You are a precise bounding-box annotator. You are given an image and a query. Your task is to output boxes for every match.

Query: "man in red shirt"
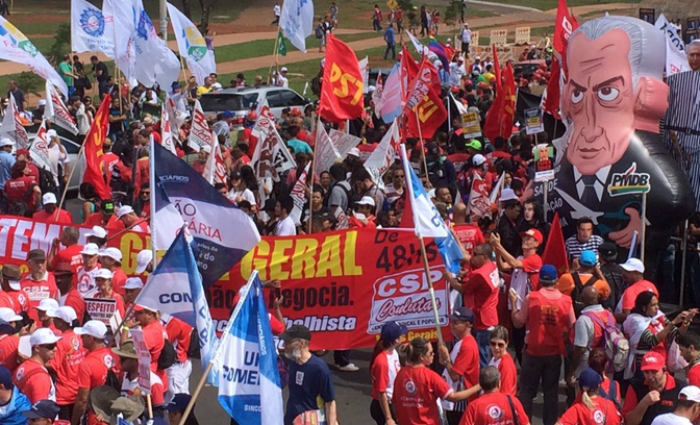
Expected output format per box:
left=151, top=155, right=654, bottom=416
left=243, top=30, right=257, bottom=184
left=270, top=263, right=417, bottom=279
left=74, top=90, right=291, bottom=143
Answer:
left=451, top=203, right=485, bottom=256
left=438, top=306, right=481, bottom=425
left=48, top=226, right=83, bottom=273
left=32, top=193, right=72, bottom=224
left=47, top=306, right=85, bottom=420
left=509, top=265, right=575, bottom=425
left=459, top=366, right=529, bottom=425
left=83, top=200, right=125, bottom=232
left=75, top=243, right=101, bottom=298
left=71, top=320, right=115, bottom=425
left=165, top=317, right=193, bottom=394
left=98, top=247, right=127, bottom=296
left=0, top=308, right=24, bottom=373
left=447, top=242, right=500, bottom=367
left=116, top=206, right=149, bottom=233
left=14, top=328, right=60, bottom=404
left=616, top=258, right=659, bottom=322
left=54, top=267, right=85, bottom=324
left=678, top=331, right=700, bottom=386
left=20, top=249, right=59, bottom=324
left=133, top=304, right=167, bottom=389
left=0, top=265, right=28, bottom=314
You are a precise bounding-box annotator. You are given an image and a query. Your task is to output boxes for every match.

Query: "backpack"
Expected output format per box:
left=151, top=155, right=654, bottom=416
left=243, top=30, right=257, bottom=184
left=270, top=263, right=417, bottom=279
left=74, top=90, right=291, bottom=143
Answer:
left=324, top=180, right=355, bottom=215
left=186, top=327, right=200, bottom=360
left=599, top=379, right=622, bottom=411
left=583, top=310, right=629, bottom=373
left=571, top=272, right=598, bottom=317
left=315, top=24, right=324, bottom=39
left=37, top=167, right=58, bottom=195
left=7, top=183, right=34, bottom=218
left=157, top=339, right=177, bottom=370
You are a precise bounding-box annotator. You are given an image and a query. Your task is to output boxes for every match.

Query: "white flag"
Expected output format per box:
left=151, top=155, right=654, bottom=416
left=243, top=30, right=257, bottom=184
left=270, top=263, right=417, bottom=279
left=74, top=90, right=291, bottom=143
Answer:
left=359, top=56, right=369, bottom=94
left=250, top=121, right=296, bottom=182
left=131, top=0, right=180, bottom=89
left=30, top=120, right=51, bottom=171
left=656, top=13, right=685, bottom=51
left=406, top=30, right=429, bottom=55
left=279, top=0, right=314, bottom=53
left=373, top=73, right=384, bottom=118
left=0, top=93, right=29, bottom=149
left=160, top=103, right=177, bottom=155
left=103, top=0, right=135, bottom=82
left=203, top=142, right=227, bottom=185
left=45, top=81, right=78, bottom=135
left=290, top=163, right=310, bottom=225
left=167, top=3, right=216, bottom=86
left=364, top=119, right=399, bottom=176
left=0, top=17, right=68, bottom=96
left=71, top=0, right=115, bottom=58
left=665, top=35, right=690, bottom=76
left=190, top=100, right=216, bottom=152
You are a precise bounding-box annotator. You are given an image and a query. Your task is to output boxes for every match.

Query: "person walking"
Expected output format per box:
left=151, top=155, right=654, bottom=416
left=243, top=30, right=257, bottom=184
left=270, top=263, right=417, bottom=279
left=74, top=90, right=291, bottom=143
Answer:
left=459, top=366, right=529, bottom=425
left=556, top=368, right=622, bottom=425
left=369, top=321, right=406, bottom=425
left=272, top=2, right=280, bottom=25
left=383, top=24, right=396, bottom=60
left=373, top=4, right=382, bottom=32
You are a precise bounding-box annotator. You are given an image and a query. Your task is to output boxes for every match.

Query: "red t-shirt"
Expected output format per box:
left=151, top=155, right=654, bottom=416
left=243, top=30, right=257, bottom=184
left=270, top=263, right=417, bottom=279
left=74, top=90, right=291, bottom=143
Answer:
left=14, top=359, right=54, bottom=404
left=621, top=280, right=659, bottom=312
left=490, top=353, right=517, bottom=396
left=166, top=317, right=193, bottom=363
left=111, top=268, right=128, bottom=296
left=559, top=399, right=621, bottom=425
left=460, top=392, right=529, bottom=425
left=50, top=329, right=86, bottom=404
left=20, top=272, right=59, bottom=323
left=0, top=334, right=19, bottom=373
left=0, top=292, right=18, bottom=311
left=371, top=350, right=401, bottom=400
left=393, top=365, right=453, bottom=425
left=688, top=363, right=700, bottom=387
left=6, top=290, right=28, bottom=314
left=33, top=208, right=73, bottom=224
left=83, top=213, right=125, bottom=231
left=450, top=335, right=480, bottom=402
left=452, top=224, right=485, bottom=256
left=63, top=288, right=86, bottom=323
left=76, top=347, right=116, bottom=390
left=141, top=320, right=168, bottom=390
left=51, top=244, right=84, bottom=274
left=463, top=262, right=500, bottom=330
left=522, top=254, right=543, bottom=291
left=4, top=176, right=37, bottom=211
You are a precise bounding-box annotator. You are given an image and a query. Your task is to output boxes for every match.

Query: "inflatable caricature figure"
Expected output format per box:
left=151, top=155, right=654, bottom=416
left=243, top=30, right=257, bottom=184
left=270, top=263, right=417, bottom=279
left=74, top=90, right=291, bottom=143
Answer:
left=550, top=17, right=694, bottom=278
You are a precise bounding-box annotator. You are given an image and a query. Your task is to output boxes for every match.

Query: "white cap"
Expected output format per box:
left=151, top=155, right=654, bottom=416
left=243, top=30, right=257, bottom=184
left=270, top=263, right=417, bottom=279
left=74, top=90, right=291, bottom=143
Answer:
left=433, top=60, right=442, bottom=68
left=80, top=243, right=100, bottom=256
left=0, top=138, right=15, bottom=148
left=74, top=320, right=108, bottom=339
left=135, top=250, right=153, bottom=274
left=36, top=298, right=59, bottom=312
left=94, top=268, right=114, bottom=280
left=348, top=147, right=360, bottom=157
left=86, top=226, right=107, bottom=239
left=46, top=129, right=58, bottom=139
left=47, top=306, right=77, bottom=324
left=472, top=154, right=486, bottom=166
left=211, top=82, right=223, bottom=91
left=368, top=85, right=376, bottom=92
left=355, top=196, right=376, bottom=207
left=116, top=205, right=134, bottom=219
left=99, top=247, right=122, bottom=262
left=0, top=307, right=22, bottom=322
left=124, top=277, right=144, bottom=290
left=680, top=385, right=700, bottom=403
left=281, top=67, right=288, bottom=72
left=30, top=328, right=61, bottom=347
left=620, top=258, right=645, bottom=274
left=499, top=188, right=519, bottom=202
left=38, top=99, right=47, bottom=106
left=42, top=193, right=57, bottom=205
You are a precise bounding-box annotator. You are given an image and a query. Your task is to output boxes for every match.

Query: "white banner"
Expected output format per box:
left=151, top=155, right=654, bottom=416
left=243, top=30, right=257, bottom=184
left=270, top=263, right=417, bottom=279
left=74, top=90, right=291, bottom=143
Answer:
left=131, top=0, right=180, bottom=89
left=290, top=163, right=310, bottom=225
left=406, top=30, right=429, bottom=55
left=656, top=13, right=685, bottom=51
left=364, top=119, right=399, bottom=176
left=30, top=121, right=51, bottom=171
left=103, top=0, right=135, bottom=82
left=203, top=142, right=227, bottom=185
left=45, top=81, right=78, bottom=135
left=359, top=56, right=369, bottom=94
left=665, top=35, right=690, bottom=75
left=0, top=17, right=68, bottom=96
left=0, top=93, right=29, bottom=149
left=189, top=100, right=215, bottom=152
left=160, top=103, right=178, bottom=155
left=167, top=3, right=216, bottom=86
left=130, top=328, right=153, bottom=395
left=250, top=121, right=296, bottom=182
left=279, top=0, right=314, bottom=53
left=71, top=0, right=115, bottom=58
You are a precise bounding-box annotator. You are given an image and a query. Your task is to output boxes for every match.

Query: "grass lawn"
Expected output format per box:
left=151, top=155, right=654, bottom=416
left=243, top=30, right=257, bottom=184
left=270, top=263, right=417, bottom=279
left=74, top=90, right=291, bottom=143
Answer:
left=488, top=0, right=640, bottom=11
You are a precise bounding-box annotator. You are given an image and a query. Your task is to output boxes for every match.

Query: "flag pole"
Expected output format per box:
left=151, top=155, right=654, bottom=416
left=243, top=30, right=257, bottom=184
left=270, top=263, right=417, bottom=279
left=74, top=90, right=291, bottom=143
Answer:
left=640, top=191, right=647, bottom=263
left=413, top=109, right=431, bottom=189
left=146, top=394, right=153, bottom=419
left=56, top=145, right=86, bottom=215
left=308, top=115, right=320, bottom=234
left=268, top=26, right=281, bottom=85
left=149, top=134, right=158, bottom=268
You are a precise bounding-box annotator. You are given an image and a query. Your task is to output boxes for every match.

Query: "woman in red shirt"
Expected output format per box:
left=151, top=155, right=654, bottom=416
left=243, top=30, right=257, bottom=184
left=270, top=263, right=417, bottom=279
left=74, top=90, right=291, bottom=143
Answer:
left=556, top=368, right=621, bottom=425
left=370, top=321, right=406, bottom=425
left=393, top=337, right=480, bottom=425
left=93, top=269, right=126, bottom=320
left=4, top=160, right=41, bottom=217
left=588, top=348, right=622, bottom=408
left=488, top=325, right=518, bottom=396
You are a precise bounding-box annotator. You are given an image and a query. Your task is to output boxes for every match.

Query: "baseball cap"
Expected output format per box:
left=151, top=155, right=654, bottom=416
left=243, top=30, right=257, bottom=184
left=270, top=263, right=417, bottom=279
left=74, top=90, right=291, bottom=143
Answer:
left=280, top=324, right=312, bottom=342
left=94, top=268, right=114, bottom=280
left=355, top=196, right=376, bottom=207
left=135, top=250, right=153, bottom=274
left=0, top=307, right=22, bottom=322
left=101, top=200, right=115, bottom=215
left=348, top=147, right=360, bottom=157
left=132, top=304, right=157, bottom=313
left=539, top=264, right=558, bottom=283
left=29, top=328, right=61, bottom=347
left=27, top=249, right=46, bottom=262
left=42, top=193, right=57, bottom=205
left=22, top=400, right=60, bottom=420
left=578, top=368, right=603, bottom=390
left=380, top=321, right=408, bottom=343
left=465, top=139, right=482, bottom=150
left=80, top=243, right=100, bottom=256
left=519, top=228, right=543, bottom=244
left=451, top=306, right=476, bottom=323
left=641, top=351, right=665, bottom=371
left=680, top=385, right=700, bottom=403
left=598, top=242, right=618, bottom=262
left=124, top=277, right=144, bottom=290
left=46, top=129, right=58, bottom=139
left=281, top=66, right=288, bottom=72
left=116, top=205, right=134, bottom=219
left=74, top=320, right=108, bottom=339
left=112, top=340, right=139, bottom=359
left=36, top=298, right=59, bottom=312
left=0, top=365, right=12, bottom=389
left=38, top=99, right=47, bottom=106
left=99, top=247, right=123, bottom=263
left=222, top=110, right=234, bottom=119
left=472, top=154, right=486, bottom=166
left=579, top=250, right=597, bottom=267
left=1, top=265, right=21, bottom=290
left=0, top=138, right=15, bottom=148
left=86, top=226, right=107, bottom=239
left=47, top=306, right=77, bottom=324
left=167, top=394, right=193, bottom=412
left=621, top=258, right=645, bottom=274
left=499, top=188, right=519, bottom=202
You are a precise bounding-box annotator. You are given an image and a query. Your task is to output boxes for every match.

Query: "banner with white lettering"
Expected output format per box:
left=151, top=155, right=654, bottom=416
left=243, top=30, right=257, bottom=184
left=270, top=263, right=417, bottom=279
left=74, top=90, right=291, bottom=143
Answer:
left=189, top=100, right=216, bottom=152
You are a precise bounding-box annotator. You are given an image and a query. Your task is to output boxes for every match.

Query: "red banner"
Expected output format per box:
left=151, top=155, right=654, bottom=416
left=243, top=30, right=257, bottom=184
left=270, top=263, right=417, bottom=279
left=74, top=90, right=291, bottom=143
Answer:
left=319, top=35, right=365, bottom=122
left=405, top=58, right=448, bottom=139
left=83, top=94, right=112, bottom=200
left=0, top=218, right=450, bottom=349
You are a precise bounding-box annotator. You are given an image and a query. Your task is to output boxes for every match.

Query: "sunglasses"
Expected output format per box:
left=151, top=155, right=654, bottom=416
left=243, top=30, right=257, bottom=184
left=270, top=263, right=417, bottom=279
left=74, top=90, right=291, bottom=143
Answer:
left=40, top=343, right=57, bottom=350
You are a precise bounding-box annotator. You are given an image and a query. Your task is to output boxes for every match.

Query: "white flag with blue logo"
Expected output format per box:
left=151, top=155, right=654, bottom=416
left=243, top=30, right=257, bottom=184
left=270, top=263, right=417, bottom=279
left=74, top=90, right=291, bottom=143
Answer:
left=103, top=0, right=135, bottom=82
left=133, top=227, right=217, bottom=383
left=167, top=3, right=216, bottom=86
left=71, top=0, right=115, bottom=58
left=400, top=145, right=464, bottom=273
left=279, top=0, right=314, bottom=53
left=131, top=0, right=180, bottom=89
left=214, top=271, right=284, bottom=425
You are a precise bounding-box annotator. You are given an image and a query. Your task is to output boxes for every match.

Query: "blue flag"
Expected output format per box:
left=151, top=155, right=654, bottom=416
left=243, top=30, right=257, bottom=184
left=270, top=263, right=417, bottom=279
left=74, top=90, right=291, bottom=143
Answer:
left=134, top=228, right=217, bottom=384
left=214, top=271, right=284, bottom=425
left=153, top=142, right=261, bottom=288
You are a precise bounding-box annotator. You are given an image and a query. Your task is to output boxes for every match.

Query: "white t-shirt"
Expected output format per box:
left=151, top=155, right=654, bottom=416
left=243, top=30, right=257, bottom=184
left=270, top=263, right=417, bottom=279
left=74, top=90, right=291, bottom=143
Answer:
left=228, top=188, right=257, bottom=206
left=651, top=413, right=694, bottom=425
left=461, top=28, right=472, bottom=43
left=274, top=4, right=281, bottom=16
left=277, top=75, right=289, bottom=88
left=276, top=216, right=296, bottom=236
left=48, top=142, right=69, bottom=184
left=76, top=265, right=101, bottom=298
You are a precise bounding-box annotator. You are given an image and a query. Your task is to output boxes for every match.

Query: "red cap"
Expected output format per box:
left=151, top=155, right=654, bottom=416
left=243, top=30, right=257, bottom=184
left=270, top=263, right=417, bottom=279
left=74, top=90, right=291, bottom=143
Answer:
left=519, top=228, right=543, bottom=244
left=641, top=352, right=664, bottom=371
left=241, top=128, right=252, bottom=142
left=290, top=108, right=302, bottom=116
left=16, top=148, right=29, bottom=156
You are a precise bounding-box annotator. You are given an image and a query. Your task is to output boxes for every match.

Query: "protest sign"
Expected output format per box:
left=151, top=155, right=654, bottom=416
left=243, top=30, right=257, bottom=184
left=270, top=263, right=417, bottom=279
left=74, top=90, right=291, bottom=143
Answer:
left=461, top=112, right=482, bottom=138
left=130, top=329, right=152, bottom=394
left=524, top=108, right=545, bottom=135
left=84, top=298, right=117, bottom=324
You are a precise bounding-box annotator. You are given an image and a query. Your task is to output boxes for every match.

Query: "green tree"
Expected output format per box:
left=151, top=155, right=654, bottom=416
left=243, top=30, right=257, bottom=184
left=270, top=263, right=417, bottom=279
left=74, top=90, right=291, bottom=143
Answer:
left=17, top=72, right=44, bottom=98
left=46, top=23, right=71, bottom=66
left=444, top=0, right=461, bottom=26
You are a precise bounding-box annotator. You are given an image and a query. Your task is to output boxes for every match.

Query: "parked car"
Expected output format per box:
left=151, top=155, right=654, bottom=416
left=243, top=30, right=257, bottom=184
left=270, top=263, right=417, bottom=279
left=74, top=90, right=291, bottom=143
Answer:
left=26, top=133, right=85, bottom=195
left=199, top=87, right=312, bottom=130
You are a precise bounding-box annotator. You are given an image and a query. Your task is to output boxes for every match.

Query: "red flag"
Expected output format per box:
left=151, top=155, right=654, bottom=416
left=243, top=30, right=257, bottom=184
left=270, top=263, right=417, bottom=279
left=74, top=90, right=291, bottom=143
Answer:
left=483, top=58, right=515, bottom=142
left=405, top=57, right=447, bottom=139
left=319, top=34, right=365, bottom=122
left=543, top=57, right=562, bottom=119
left=542, top=212, right=570, bottom=275
left=83, top=94, right=112, bottom=201
left=553, top=0, right=579, bottom=70
left=400, top=45, right=419, bottom=101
